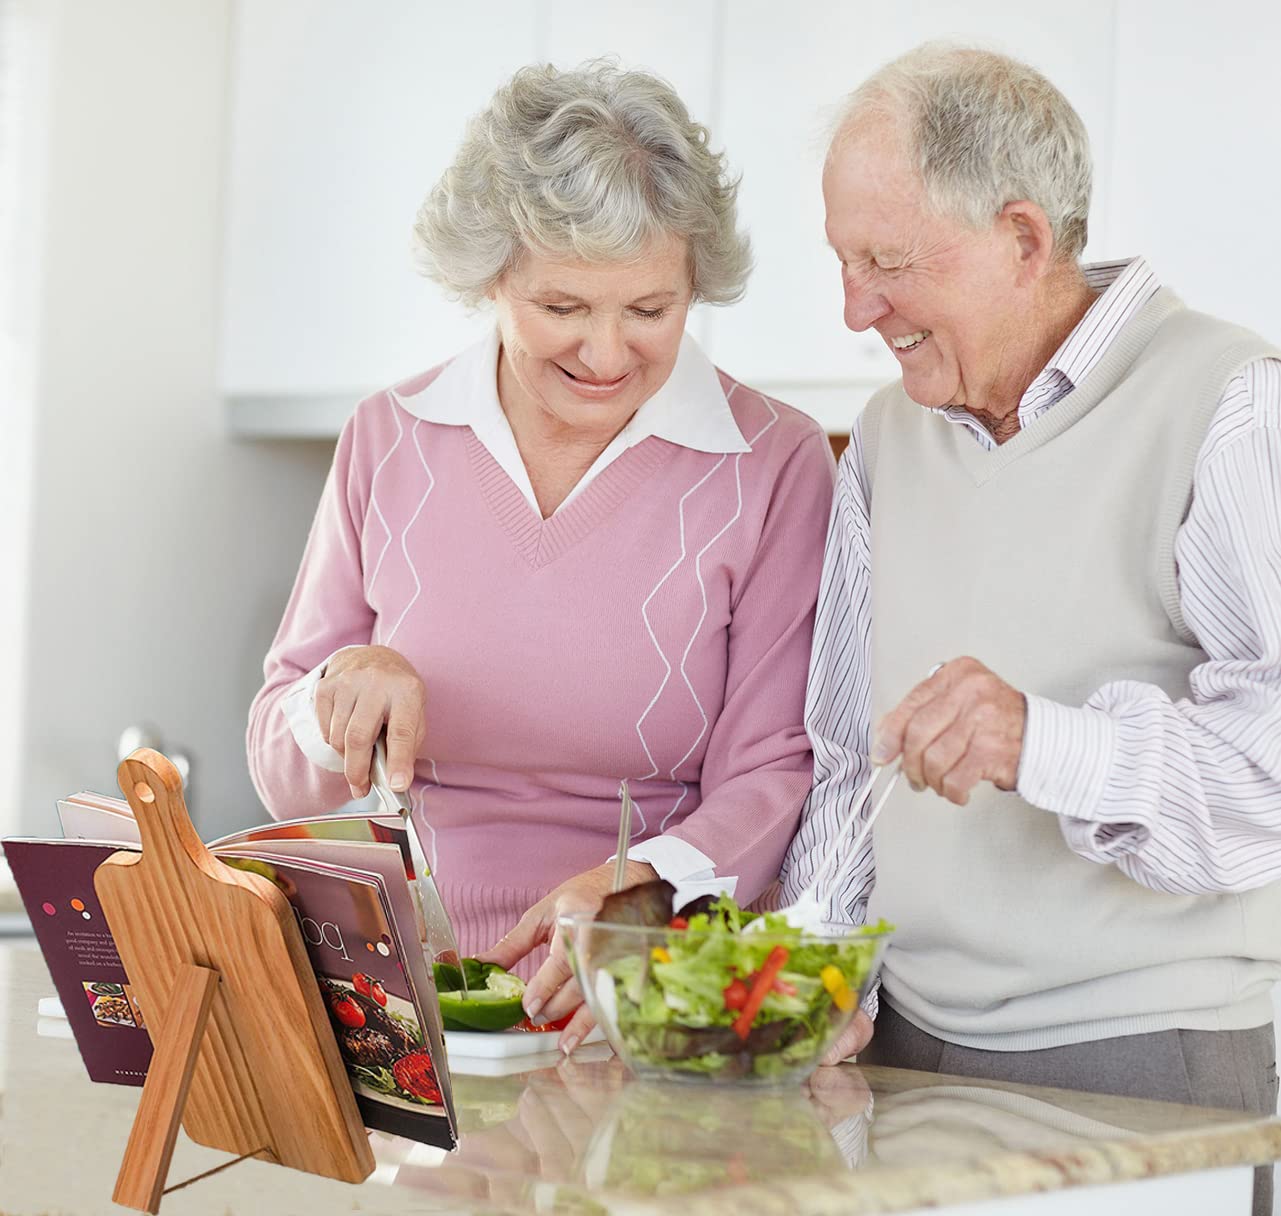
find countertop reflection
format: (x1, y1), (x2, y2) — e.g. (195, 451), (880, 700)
(2, 942), (1277, 1215)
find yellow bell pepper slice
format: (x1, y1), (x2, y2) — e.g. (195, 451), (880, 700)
(821, 964), (855, 1012)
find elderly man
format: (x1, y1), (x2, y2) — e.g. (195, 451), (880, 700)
(781, 43), (1281, 1214)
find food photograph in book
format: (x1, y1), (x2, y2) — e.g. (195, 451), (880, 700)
(221, 853), (456, 1148)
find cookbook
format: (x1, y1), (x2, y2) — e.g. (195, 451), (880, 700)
(3, 795), (459, 1150)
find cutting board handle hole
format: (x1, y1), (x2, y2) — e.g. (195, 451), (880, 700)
(133, 781), (156, 804)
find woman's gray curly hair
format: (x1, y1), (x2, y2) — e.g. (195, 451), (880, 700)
(412, 60), (751, 307)
(836, 44), (1093, 262)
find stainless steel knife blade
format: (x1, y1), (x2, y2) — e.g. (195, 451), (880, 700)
(371, 734), (468, 998)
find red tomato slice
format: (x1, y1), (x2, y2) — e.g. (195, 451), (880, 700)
(515, 1012), (575, 1032)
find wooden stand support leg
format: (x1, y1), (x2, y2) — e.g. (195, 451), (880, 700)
(112, 964), (220, 1214)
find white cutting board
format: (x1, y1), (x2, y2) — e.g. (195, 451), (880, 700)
(443, 1024), (606, 1058)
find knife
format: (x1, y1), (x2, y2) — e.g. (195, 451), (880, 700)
(370, 733), (469, 998)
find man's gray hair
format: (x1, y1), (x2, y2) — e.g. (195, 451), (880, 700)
(412, 60), (751, 307)
(837, 44), (1092, 261)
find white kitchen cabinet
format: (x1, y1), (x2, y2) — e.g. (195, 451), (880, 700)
(220, 3), (1278, 438)
(220, 0), (723, 407)
(219, 1), (538, 398)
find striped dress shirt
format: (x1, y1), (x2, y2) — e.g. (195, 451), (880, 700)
(781, 258), (1281, 953)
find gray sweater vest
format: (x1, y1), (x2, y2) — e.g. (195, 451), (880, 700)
(862, 288), (1281, 1050)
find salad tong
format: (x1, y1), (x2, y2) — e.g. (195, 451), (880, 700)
(370, 733), (468, 997)
(768, 762), (902, 933)
(769, 663), (942, 933)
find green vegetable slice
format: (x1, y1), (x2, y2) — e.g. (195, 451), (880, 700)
(433, 959), (527, 1032)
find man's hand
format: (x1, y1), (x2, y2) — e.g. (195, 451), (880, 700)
(478, 860), (658, 1054)
(871, 657), (1026, 805)
(819, 1008), (874, 1066)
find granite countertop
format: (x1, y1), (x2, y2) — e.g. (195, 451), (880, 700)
(1, 940), (1278, 1215)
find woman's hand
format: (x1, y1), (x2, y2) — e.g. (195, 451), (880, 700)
(478, 860), (658, 1054)
(314, 645), (426, 799)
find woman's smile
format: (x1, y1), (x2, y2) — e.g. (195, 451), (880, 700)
(554, 362), (635, 398)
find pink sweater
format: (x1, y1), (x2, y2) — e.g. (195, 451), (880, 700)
(247, 362), (835, 963)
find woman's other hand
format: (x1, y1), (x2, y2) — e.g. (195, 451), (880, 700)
(478, 860), (657, 1054)
(314, 645), (426, 799)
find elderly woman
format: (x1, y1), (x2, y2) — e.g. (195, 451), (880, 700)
(248, 61), (834, 1052)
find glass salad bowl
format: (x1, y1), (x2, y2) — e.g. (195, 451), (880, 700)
(559, 892), (891, 1086)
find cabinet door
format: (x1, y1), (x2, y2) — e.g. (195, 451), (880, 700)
(220, 1), (539, 396)
(707, 1), (1118, 418)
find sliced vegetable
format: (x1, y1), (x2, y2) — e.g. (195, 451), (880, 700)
(516, 1011), (575, 1033)
(722, 978), (749, 1011)
(433, 959), (527, 1032)
(820, 964), (855, 1012)
(732, 946), (790, 1040)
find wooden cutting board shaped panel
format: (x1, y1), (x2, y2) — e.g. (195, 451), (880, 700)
(94, 749), (374, 1191)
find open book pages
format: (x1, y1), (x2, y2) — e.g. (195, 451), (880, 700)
(3, 798), (460, 1151)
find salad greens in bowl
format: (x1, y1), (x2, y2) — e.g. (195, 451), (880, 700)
(560, 882), (891, 1085)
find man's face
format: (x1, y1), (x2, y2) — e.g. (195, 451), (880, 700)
(823, 120), (1022, 410)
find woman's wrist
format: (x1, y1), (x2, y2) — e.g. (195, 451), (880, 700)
(618, 860), (658, 888)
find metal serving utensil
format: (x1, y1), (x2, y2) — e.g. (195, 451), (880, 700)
(371, 733), (468, 997)
(763, 763), (902, 934)
(612, 780), (635, 893)
(761, 662), (943, 935)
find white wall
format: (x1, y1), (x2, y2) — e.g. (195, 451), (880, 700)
(13, 0), (335, 839)
(0, 0), (47, 849)
(1108, 0), (1281, 343)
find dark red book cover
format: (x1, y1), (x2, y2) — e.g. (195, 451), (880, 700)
(4, 839), (152, 1085)
(4, 836), (457, 1149)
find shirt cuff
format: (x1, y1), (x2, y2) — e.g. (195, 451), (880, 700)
(625, 836), (715, 881)
(279, 648), (360, 774)
(621, 836), (739, 906)
(1016, 693), (1117, 822)
(862, 978), (880, 1022)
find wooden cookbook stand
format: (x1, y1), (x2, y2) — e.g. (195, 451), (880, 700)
(92, 749), (375, 1212)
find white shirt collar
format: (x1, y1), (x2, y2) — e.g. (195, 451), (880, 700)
(939, 255), (1160, 444)
(391, 328), (749, 516)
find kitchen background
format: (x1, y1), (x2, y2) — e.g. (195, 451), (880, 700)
(1, 0), (1277, 937)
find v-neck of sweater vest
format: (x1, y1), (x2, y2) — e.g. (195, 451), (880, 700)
(949, 288), (1186, 485)
(464, 428), (677, 567)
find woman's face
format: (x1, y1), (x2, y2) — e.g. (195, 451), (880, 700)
(490, 234), (693, 442)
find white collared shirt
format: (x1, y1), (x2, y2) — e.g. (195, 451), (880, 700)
(390, 327), (749, 517)
(283, 328), (750, 897)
